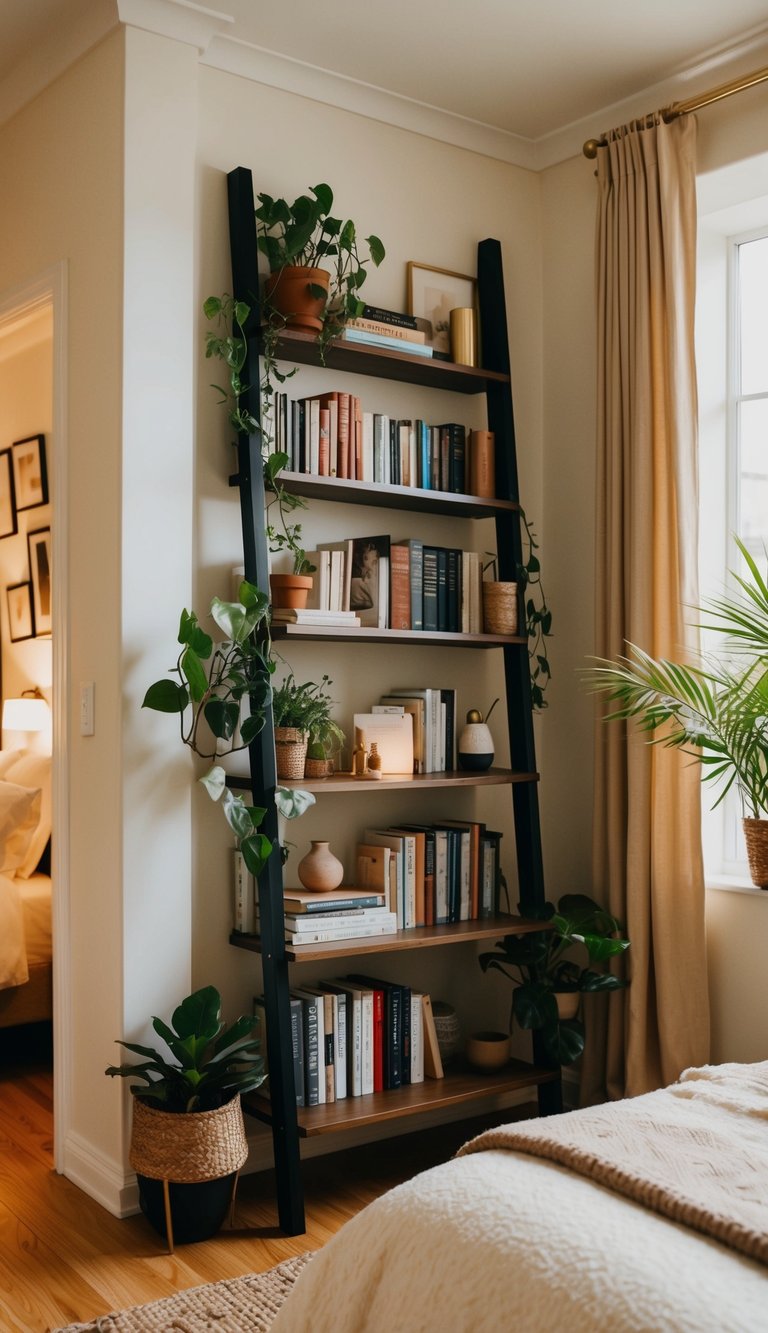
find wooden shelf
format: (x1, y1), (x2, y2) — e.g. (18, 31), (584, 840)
(226, 767), (538, 795)
(231, 911), (545, 963)
(270, 624), (525, 647)
(277, 471), (519, 518)
(259, 328), (509, 394)
(244, 1058), (558, 1137)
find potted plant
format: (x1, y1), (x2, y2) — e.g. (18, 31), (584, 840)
(142, 578), (315, 874)
(105, 985), (265, 1250)
(483, 508), (553, 709)
(586, 538), (768, 887)
(478, 893), (629, 1064)
(255, 183), (385, 347)
(271, 671), (343, 781)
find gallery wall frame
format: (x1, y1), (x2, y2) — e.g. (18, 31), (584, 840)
(0, 449), (17, 538)
(7, 581), (34, 642)
(12, 433), (48, 512)
(27, 526), (51, 636)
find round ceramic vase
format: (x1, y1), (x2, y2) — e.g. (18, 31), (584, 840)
(457, 720), (494, 771)
(297, 841), (344, 892)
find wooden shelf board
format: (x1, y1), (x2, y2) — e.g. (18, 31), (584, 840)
(261, 328), (509, 394)
(278, 471), (518, 518)
(230, 912), (545, 963)
(226, 767), (538, 794)
(270, 624), (525, 647)
(243, 1059), (558, 1136)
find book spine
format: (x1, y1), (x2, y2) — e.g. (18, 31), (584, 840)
(286, 922), (397, 944)
(470, 429), (495, 498)
(341, 328), (433, 356)
(337, 393), (351, 478)
(400, 984), (411, 1086)
(334, 992), (347, 1101)
(285, 907), (392, 928)
(323, 993), (335, 1104)
(410, 992), (424, 1084)
(436, 547), (448, 632)
(423, 829), (435, 927)
(417, 419), (430, 489)
(347, 318), (426, 343)
(319, 408), (330, 476)
(388, 986), (402, 1089)
(284, 894), (385, 912)
(349, 992), (362, 1096)
(361, 993), (374, 1094)
(441, 688), (456, 771)
(361, 304), (418, 329)
(446, 548), (459, 633)
(449, 423), (466, 494)
(290, 997), (305, 1107)
(389, 543), (411, 630)
(407, 540), (423, 631)
(371, 989), (384, 1093)
(301, 996), (320, 1106)
(422, 547), (438, 632)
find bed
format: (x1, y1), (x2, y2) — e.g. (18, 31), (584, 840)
(272, 1061), (768, 1332)
(0, 749), (53, 1029)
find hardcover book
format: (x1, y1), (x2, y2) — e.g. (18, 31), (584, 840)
(349, 535), (390, 628)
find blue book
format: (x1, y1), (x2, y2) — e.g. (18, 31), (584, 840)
(416, 420), (431, 489)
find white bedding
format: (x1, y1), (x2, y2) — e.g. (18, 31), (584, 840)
(273, 1072), (768, 1332)
(0, 870), (51, 987)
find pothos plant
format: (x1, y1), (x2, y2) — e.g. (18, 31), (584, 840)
(142, 578), (314, 876)
(485, 508), (553, 710)
(204, 294), (313, 576)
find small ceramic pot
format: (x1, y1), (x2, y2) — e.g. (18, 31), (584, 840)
(270, 573), (313, 610)
(264, 266), (330, 333)
(457, 715), (494, 771)
(466, 1030), (511, 1071)
(297, 841), (344, 892)
(555, 991), (580, 1020)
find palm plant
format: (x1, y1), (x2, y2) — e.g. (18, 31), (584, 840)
(586, 539), (768, 818)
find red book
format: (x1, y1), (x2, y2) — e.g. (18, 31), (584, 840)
(371, 987), (384, 1092)
(389, 543), (411, 630)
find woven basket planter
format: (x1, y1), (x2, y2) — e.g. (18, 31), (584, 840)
(304, 756), (330, 779)
(743, 817), (768, 889)
(129, 1094), (248, 1251)
(483, 581), (518, 635)
(274, 726), (308, 780)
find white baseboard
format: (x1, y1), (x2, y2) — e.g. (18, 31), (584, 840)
(62, 1131), (139, 1217)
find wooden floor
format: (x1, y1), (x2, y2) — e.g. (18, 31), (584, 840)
(0, 1024), (533, 1332)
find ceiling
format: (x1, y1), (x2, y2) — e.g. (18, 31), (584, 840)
(2, 0), (768, 162)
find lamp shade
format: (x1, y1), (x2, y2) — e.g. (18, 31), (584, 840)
(2, 695), (49, 732)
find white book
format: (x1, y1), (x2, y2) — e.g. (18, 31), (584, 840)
(410, 992), (425, 1084)
(307, 398), (320, 474)
(270, 608), (360, 626)
(363, 829), (406, 927)
(328, 990), (347, 1101)
(303, 550), (331, 611)
(317, 539), (354, 611)
(457, 828), (471, 921)
(433, 829), (450, 924)
(329, 549), (345, 612)
(388, 829), (417, 929)
(387, 688), (437, 772)
(284, 906), (393, 930)
(377, 555), (389, 628)
(324, 981), (363, 1097)
(362, 411), (374, 483)
(373, 414), (389, 484)
(286, 920), (398, 945)
(335, 979), (374, 1094)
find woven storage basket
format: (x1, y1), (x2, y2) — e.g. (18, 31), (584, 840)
(303, 756), (330, 779)
(743, 817), (768, 889)
(129, 1093), (248, 1183)
(274, 727), (308, 780)
(483, 581), (518, 635)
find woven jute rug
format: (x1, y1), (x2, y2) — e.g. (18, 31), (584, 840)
(52, 1252), (311, 1333)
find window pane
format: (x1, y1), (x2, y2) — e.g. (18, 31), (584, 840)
(738, 237), (768, 396)
(738, 398), (768, 548)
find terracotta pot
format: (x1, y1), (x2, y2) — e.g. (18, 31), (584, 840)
(743, 817), (768, 889)
(555, 991), (580, 1020)
(264, 266), (330, 333)
(274, 727), (308, 780)
(270, 573), (313, 610)
(297, 841), (344, 891)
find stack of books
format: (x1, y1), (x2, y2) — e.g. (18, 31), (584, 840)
(255, 886), (397, 945)
(254, 980), (443, 1108)
(340, 305), (433, 358)
(270, 606), (361, 628)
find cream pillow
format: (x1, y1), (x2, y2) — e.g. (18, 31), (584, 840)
(0, 752), (51, 877)
(0, 779), (42, 875)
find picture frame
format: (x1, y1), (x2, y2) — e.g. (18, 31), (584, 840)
(12, 434), (48, 512)
(0, 449), (17, 539)
(7, 582), (34, 642)
(406, 262), (477, 355)
(27, 527), (52, 637)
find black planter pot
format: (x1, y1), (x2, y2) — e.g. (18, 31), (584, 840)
(137, 1171), (237, 1244)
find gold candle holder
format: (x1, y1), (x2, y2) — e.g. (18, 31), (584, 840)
(449, 307), (477, 366)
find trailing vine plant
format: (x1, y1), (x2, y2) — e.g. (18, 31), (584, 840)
(484, 508), (552, 711)
(203, 294), (313, 575)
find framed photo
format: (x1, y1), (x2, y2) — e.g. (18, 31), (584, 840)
(7, 582), (34, 642)
(0, 449), (17, 539)
(12, 434), (48, 512)
(407, 262), (477, 355)
(28, 527), (52, 637)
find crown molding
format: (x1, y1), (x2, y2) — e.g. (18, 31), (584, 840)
(116, 0), (232, 52)
(0, 0), (118, 130)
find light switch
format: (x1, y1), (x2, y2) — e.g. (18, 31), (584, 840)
(80, 681), (95, 736)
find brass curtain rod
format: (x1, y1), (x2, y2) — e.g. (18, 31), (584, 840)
(582, 62), (768, 158)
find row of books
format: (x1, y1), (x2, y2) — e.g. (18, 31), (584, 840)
(254, 977), (445, 1107)
(357, 823), (503, 929)
(360, 683), (457, 774)
(271, 390), (494, 496)
(304, 535), (488, 635)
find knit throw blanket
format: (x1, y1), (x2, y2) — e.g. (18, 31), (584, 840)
(457, 1060), (768, 1267)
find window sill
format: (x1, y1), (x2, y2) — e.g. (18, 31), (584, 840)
(706, 875), (767, 897)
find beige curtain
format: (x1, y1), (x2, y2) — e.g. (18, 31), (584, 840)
(584, 115), (710, 1103)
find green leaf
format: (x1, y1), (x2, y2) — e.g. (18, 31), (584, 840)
(366, 234), (385, 266)
(199, 766), (226, 801)
(543, 1018), (585, 1065)
(221, 790), (254, 841)
(210, 597), (247, 643)
(275, 786), (316, 819)
(142, 680), (189, 714)
(241, 832), (272, 877)
(240, 713), (266, 744)
(203, 698), (240, 740)
(179, 609), (213, 658)
(171, 987), (222, 1044)
(181, 647), (209, 703)
(203, 296), (222, 319)
(311, 183), (333, 213)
